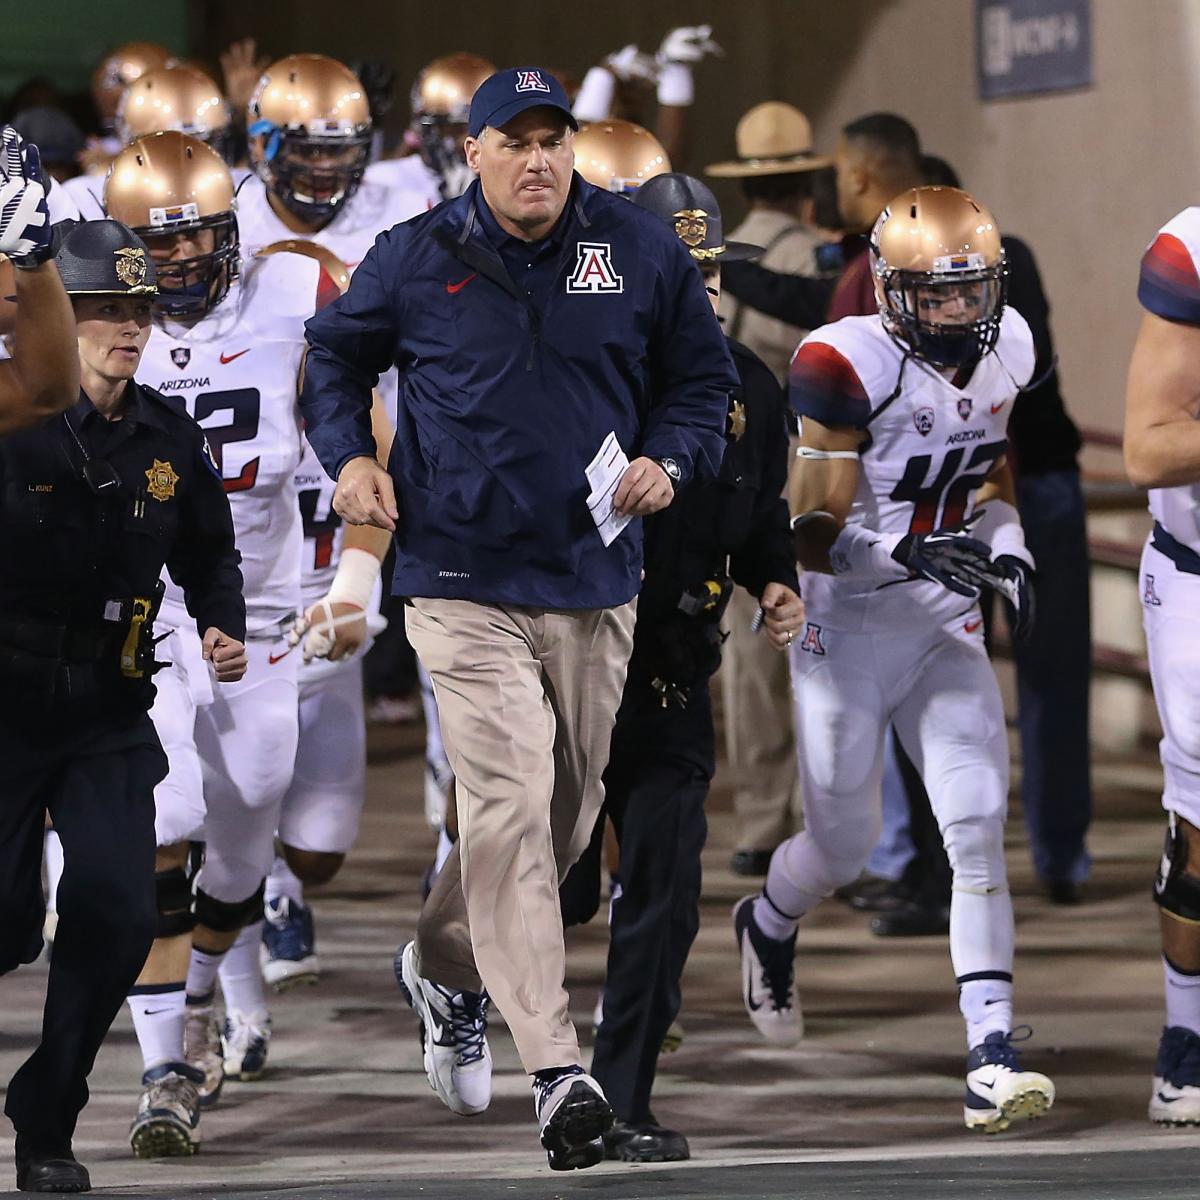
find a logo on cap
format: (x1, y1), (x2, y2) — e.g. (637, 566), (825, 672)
(673, 208), (708, 248)
(114, 246), (149, 290)
(170, 347), (191, 370)
(566, 242), (623, 294)
(515, 69), (551, 94)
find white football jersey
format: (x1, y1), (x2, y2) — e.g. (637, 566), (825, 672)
(236, 172), (423, 602)
(790, 308), (1036, 632)
(364, 154), (441, 209)
(1137, 207), (1200, 553)
(143, 251), (321, 634)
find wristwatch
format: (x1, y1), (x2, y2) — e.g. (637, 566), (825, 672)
(653, 457), (682, 490)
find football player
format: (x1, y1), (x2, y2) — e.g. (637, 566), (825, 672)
(1125, 205), (1200, 1125)
(734, 186), (1056, 1134)
(103, 130), (343, 1157)
(83, 42), (173, 170)
(237, 52), (423, 988)
(365, 52), (494, 202)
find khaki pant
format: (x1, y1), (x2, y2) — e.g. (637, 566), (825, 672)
(405, 596), (636, 1072)
(719, 586), (803, 852)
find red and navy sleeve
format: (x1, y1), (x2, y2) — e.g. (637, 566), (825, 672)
(1139, 223), (1200, 325)
(788, 339), (871, 430)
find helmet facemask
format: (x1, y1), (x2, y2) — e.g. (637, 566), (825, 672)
(252, 127), (370, 223)
(138, 211), (240, 318)
(878, 261), (1008, 369)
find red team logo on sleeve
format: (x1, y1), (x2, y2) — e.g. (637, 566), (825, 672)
(567, 243), (623, 294)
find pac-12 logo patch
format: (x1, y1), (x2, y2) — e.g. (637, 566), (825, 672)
(1144, 574), (1162, 607)
(567, 242), (623, 294)
(170, 347), (191, 370)
(515, 69), (551, 93)
(799, 622), (826, 656)
(913, 406), (934, 436)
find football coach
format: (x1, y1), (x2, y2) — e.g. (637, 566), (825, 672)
(299, 67), (736, 1168)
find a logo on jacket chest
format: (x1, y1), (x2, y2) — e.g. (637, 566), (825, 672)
(957, 396), (973, 420)
(170, 347), (191, 370)
(567, 242), (623, 294)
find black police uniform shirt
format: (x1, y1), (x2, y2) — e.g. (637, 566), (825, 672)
(0, 381), (245, 695)
(630, 336), (798, 678)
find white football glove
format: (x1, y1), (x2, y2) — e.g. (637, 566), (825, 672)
(604, 43), (659, 85)
(657, 25), (724, 65)
(0, 127), (51, 269)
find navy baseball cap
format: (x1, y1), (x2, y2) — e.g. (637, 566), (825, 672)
(467, 67), (578, 139)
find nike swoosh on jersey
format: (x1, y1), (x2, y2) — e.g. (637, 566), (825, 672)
(267, 647), (294, 664)
(965, 619), (983, 633)
(990, 401), (1006, 413)
(446, 274), (478, 295)
(220, 349), (251, 364)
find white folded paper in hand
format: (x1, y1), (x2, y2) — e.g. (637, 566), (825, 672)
(585, 430), (632, 548)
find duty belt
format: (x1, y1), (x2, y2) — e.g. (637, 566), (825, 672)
(1151, 522), (1200, 576)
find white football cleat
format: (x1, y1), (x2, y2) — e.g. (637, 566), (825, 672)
(1150, 1025), (1200, 1125)
(222, 1008), (271, 1080)
(733, 895), (803, 1045)
(395, 941), (492, 1115)
(964, 1030), (1055, 1133)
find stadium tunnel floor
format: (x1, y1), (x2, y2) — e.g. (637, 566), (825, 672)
(2, 716), (1198, 1199)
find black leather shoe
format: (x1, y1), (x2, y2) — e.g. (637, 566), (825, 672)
(870, 899), (950, 937)
(730, 850), (773, 877)
(603, 1119), (690, 1162)
(836, 874), (912, 913)
(15, 1147), (90, 1194)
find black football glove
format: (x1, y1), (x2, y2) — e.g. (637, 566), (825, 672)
(891, 528), (1001, 597)
(992, 554), (1036, 646)
(0, 127), (51, 269)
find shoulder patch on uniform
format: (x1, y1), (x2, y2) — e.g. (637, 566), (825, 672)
(789, 340), (871, 430)
(200, 435), (221, 478)
(1139, 231), (1200, 325)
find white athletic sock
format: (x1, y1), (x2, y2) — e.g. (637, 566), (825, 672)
(958, 976), (1014, 1049)
(1164, 956), (1200, 1034)
(433, 827), (454, 874)
(752, 892), (800, 942)
(218, 922), (269, 1020)
(264, 856), (304, 908)
(185, 945), (226, 1005)
(128, 986), (186, 1072)
(44, 830), (64, 913)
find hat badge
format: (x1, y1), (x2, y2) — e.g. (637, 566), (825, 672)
(114, 246), (148, 289)
(673, 208), (708, 248)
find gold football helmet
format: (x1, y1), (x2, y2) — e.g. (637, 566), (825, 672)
(409, 52), (495, 195)
(92, 43), (173, 124)
(248, 54), (372, 222)
(105, 131), (239, 317)
(117, 64), (232, 159)
(869, 186), (1007, 368)
(573, 120), (670, 194)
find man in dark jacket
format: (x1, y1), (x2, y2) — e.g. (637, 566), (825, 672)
(299, 68), (735, 1171)
(560, 174), (803, 1163)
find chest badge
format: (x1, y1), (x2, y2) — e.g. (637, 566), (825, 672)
(957, 397), (973, 421)
(145, 459), (180, 502)
(170, 347), (191, 370)
(913, 406), (934, 436)
(727, 397), (746, 441)
(566, 242), (623, 294)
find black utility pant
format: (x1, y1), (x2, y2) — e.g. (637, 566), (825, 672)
(0, 709), (164, 1151)
(580, 674), (715, 1125)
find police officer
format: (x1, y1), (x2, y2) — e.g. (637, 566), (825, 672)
(0, 219), (245, 1194)
(564, 174), (804, 1162)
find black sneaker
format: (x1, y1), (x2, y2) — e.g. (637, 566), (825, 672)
(532, 1065), (612, 1171)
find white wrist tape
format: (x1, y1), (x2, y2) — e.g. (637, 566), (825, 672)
(795, 446), (861, 461)
(972, 500), (1035, 570)
(829, 523), (907, 582)
(326, 547), (381, 611)
(656, 61), (694, 106)
(573, 66), (617, 122)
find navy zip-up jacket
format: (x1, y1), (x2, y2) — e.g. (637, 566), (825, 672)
(300, 175), (737, 609)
